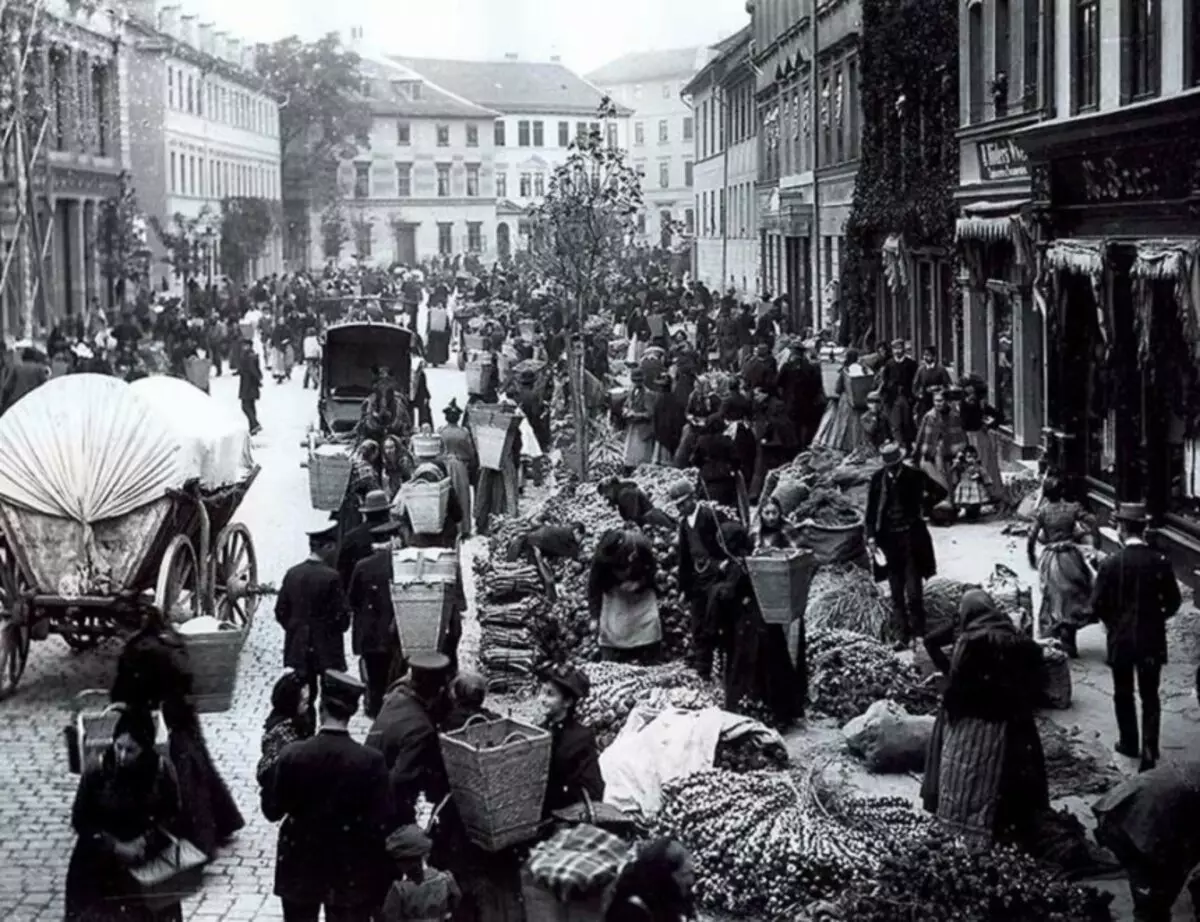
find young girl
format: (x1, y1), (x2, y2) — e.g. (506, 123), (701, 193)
(953, 445), (992, 521)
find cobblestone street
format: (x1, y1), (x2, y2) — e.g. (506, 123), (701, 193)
(0, 357), (469, 922)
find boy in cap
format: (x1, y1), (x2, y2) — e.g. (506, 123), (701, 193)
(536, 664), (605, 813)
(381, 825), (461, 922)
(262, 670), (391, 922)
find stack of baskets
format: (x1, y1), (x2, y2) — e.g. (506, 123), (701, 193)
(746, 549), (816, 625)
(469, 405), (522, 470)
(184, 621), (250, 712)
(309, 442), (353, 511)
(392, 547), (458, 584)
(440, 716), (552, 851)
(397, 478), (451, 535)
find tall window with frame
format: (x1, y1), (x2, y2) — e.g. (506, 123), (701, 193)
(437, 223), (452, 256)
(1121, 0), (1160, 102)
(518, 120), (530, 147)
(1023, 0), (1041, 111)
(1072, 0), (1100, 113)
(494, 121), (506, 146)
(994, 0), (1011, 117)
(436, 164), (450, 197)
(1190, 1), (1200, 86)
(991, 288), (1015, 429)
(396, 163), (411, 197)
(968, 1), (984, 123)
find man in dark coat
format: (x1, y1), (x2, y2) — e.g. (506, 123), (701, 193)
(741, 339), (777, 393)
(775, 342), (826, 450)
(275, 524), (349, 711)
(671, 479), (729, 679)
(348, 521), (403, 720)
(1091, 503), (1182, 772)
(651, 371), (686, 463)
(878, 339), (918, 449)
(262, 670), (391, 922)
(911, 345), (953, 419)
(236, 336), (262, 434)
(365, 653), (453, 828)
(337, 490), (393, 590)
(865, 444), (938, 654)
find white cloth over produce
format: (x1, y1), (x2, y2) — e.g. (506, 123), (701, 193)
(0, 374), (182, 522)
(130, 376), (254, 489)
(599, 706), (784, 816)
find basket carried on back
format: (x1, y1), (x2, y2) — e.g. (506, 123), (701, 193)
(518, 319), (537, 340)
(469, 405), (521, 471)
(440, 716), (552, 851)
(183, 623), (249, 712)
(391, 580), (452, 658)
(464, 333), (488, 352)
(412, 434), (443, 458)
(66, 691), (169, 774)
(309, 444), (354, 511)
(746, 549), (816, 625)
(392, 547), (459, 584)
(847, 373), (874, 411)
(398, 478), (451, 535)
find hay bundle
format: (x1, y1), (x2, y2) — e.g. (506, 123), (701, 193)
(807, 565), (890, 640)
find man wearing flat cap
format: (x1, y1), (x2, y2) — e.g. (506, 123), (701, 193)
(1091, 503), (1182, 772)
(348, 520), (404, 719)
(365, 652), (453, 829)
(262, 670), (391, 922)
(275, 520), (351, 713)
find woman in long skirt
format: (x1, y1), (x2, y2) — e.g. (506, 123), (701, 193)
(813, 349), (869, 452)
(959, 379), (1008, 507)
(1025, 476), (1099, 657)
(426, 306), (451, 367)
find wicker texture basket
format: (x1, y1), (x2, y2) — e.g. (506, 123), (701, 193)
(392, 548), (458, 584)
(399, 478), (451, 534)
(746, 550), (816, 625)
(411, 434), (443, 458)
(391, 580), (451, 657)
(440, 717), (552, 851)
(795, 515), (867, 567)
(470, 406), (521, 471)
(68, 691), (169, 774)
(466, 361), (492, 396)
(184, 624), (249, 712)
(521, 871), (606, 922)
(309, 448), (353, 511)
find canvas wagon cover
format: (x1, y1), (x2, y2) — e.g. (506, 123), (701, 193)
(130, 376), (254, 490)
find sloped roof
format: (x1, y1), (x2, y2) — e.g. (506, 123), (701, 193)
(359, 58), (498, 119)
(682, 25), (754, 97)
(585, 48), (708, 86)
(389, 56), (631, 117)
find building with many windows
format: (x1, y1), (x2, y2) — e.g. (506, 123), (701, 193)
(1012, 1), (1200, 580)
(588, 48), (710, 247)
(390, 55), (631, 255)
(750, 0), (863, 329)
(318, 57), (499, 266)
(682, 27), (759, 294)
(0, 0), (125, 334)
(125, 2), (282, 289)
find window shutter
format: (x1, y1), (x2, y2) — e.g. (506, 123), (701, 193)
(1119, 0), (1132, 104)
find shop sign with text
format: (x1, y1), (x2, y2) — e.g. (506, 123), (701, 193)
(977, 138), (1029, 181)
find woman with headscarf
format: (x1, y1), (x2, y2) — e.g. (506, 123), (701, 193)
(685, 412), (744, 514)
(813, 348), (870, 452)
(110, 602), (244, 859)
(395, 437), (463, 550)
(437, 400), (477, 539)
(921, 589), (1049, 849)
(379, 434), (412, 501)
(712, 521), (804, 728)
(959, 376), (1009, 507)
(65, 707), (188, 922)
(471, 397), (522, 536)
(256, 672), (314, 785)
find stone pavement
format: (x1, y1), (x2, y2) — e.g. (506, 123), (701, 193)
(0, 358), (468, 922)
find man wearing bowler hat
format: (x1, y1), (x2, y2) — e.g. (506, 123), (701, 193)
(262, 670), (391, 922)
(276, 520), (351, 714)
(348, 520), (404, 719)
(365, 652), (453, 828)
(865, 442), (938, 654)
(1091, 503), (1182, 772)
(337, 489), (394, 590)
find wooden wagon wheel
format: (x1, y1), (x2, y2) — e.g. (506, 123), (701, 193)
(213, 523), (258, 628)
(155, 534), (199, 623)
(0, 546), (32, 697)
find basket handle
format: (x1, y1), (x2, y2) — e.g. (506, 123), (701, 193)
(73, 689), (113, 715)
(583, 788), (596, 825)
(497, 730), (531, 746)
(425, 793), (453, 835)
(461, 714), (492, 729)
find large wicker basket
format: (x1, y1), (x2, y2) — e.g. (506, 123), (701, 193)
(411, 434), (443, 458)
(309, 446), (353, 511)
(440, 716), (552, 851)
(399, 478), (451, 535)
(391, 580), (452, 658)
(464, 333), (488, 352)
(470, 405), (521, 471)
(746, 549), (816, 625)
(183, 623), (249, 712)
(466, 360), (492, 396)
(67, 691), (169, 774)
(847, 373), (874, 410)
(392, 548), (459, 584)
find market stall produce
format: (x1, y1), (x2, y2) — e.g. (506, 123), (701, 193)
(577, 661), (718, 750)
(806, 630), (939, 722)
(805, 565), (890, 639)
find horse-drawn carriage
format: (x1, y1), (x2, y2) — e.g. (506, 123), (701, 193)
(0, 375), (262, 698)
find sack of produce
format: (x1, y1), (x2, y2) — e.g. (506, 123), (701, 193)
(985, 563), (1033, 626)
(1038, 640), (1072, 709)
(842, 699), (935, 773)
(789, 488), (866, 567)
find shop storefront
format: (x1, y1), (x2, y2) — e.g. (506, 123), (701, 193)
(874, 234), (957, 370)
(758, 186), (812, 328)
(1018, 95), (1200, 584)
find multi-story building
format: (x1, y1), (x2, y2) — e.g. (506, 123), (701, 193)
(125, 1), (283, 290)
(1013, 2), (1200, 580)
(317, 56), (500, 265)
(682, 27), (759, 294)
(750, 0), (863, 330)
(0, 0), (125, 334)
(390, 55), (631, 253)
(954, 0), (1045, 462)
(588, 48), (709, 247)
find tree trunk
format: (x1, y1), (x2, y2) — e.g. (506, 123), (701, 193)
(571, 293), (589, 480)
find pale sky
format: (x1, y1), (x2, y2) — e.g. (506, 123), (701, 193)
(183, 0), (748, 75)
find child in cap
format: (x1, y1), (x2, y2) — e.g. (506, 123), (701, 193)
(381, 825), (461, 922)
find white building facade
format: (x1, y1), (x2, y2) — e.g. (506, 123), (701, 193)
(589, 48), (711, 247)
(126, 2), (282, 290)
(683, 29), (759, 294)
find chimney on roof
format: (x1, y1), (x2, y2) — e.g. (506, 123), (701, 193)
(504, 52), (518, 61)
(127, 0), (156, 24)
(197, 22), (214, 54)
(213, 30), (228, 60)
(157, 4), (180, 37)
(226, 36), (242, 64)
(346, 26), (363, 52)
(179, 14), (196, 47)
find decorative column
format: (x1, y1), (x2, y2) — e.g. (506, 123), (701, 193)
(84, 199), (100, 313)
(962, 287), (989, 380)
(1011, 292), (1044, 453)
(70, 198), (86, 318)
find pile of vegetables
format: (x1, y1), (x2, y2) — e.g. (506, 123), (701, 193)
(806, 565), (891, 639)
(827, 827), (1113, 922)
(656, 770), (929, 918)
(807, 629), (939, 722)
(473, 560), (545, 689)
(791, 487), (863, 527)
(576, 661), (718, 750)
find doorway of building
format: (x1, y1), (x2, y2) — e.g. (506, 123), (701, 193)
(497, 222), (511, 260)
(394, 224), (417, 266)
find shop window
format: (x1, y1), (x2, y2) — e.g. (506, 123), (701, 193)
(1121, 0), (1161, 102)
(1023, 0), (1041, 111)
(991, 290), (1015, 429)
(437, 223), (453, 255)
(1072, 0), (1101, 113)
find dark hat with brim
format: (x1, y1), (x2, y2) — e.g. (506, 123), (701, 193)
(385, 825), (432, 861)
(408, 652), (451, 678)
(541, 664), (590, 702)
(307, 522), (339, 543)
(1115, 502), (1148, 523)
(880, 442), (905, 466)
(360, 489), (391, 514)
(321, 669), (365, 711)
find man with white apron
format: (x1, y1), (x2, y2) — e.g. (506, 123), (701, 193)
(590, 528), (661, 662)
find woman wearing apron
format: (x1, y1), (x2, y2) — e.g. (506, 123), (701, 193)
(588, 528), (661, 663)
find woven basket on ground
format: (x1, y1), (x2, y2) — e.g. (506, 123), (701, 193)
(308, 448), (353, 511)
(440, 716), (552, 851)
(746, 550), (816, 625)
(184, 623), (249, 712)
(391, 580), (451, 657)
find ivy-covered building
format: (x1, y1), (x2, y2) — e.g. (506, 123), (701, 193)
(839, 0), (958, 357)
(1015, 3), (1200, 581)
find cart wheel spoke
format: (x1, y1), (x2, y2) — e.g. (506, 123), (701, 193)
(0, 548), (30, 697)
(214, 523), (258, 628)
(155, 535), (199, 623)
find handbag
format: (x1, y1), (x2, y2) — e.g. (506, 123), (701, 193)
(128, 830), (208, 911)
